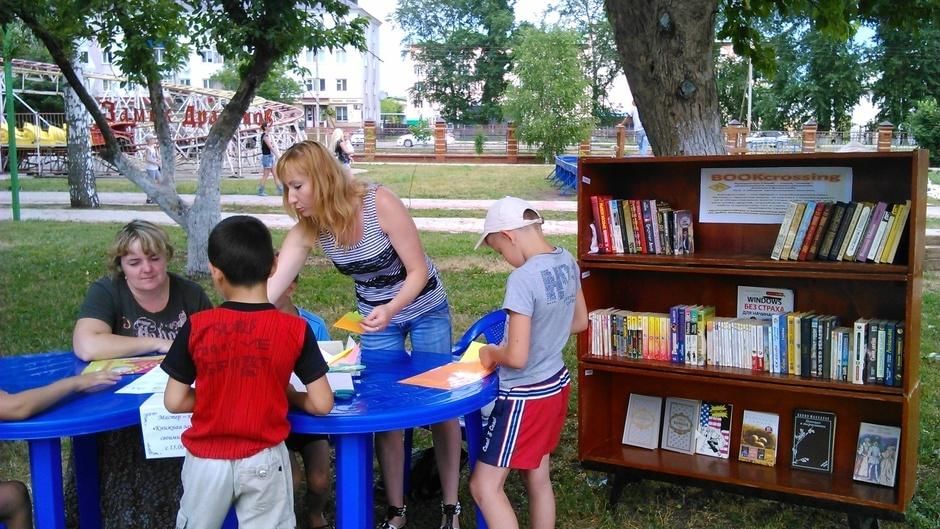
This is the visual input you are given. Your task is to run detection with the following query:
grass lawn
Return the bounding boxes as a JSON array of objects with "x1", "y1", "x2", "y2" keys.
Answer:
[{"x1": 1, "y1": 220, "x2": 938, "y2": 529}]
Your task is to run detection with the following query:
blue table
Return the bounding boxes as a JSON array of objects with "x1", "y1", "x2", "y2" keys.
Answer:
[{"x1": 0, "y1": 350, "x2": 498, "y2": 529}]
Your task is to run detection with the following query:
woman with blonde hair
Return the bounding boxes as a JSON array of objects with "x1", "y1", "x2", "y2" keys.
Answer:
[
  {"x1": 332, "y1": 127, "x2": 354, "y2": 167},
  {"x1": 269, "y1": 141, "x2": 463, "y2": 529}
]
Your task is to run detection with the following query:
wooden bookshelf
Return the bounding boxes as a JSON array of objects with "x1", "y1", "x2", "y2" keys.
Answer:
[{"x1": 576, "y1": 151, "x2": 926, "y2": 522}]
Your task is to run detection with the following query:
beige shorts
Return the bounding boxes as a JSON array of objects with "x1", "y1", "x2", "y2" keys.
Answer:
[{"x1": 176, "y1": 442, "x2": 295, "y2": 529}]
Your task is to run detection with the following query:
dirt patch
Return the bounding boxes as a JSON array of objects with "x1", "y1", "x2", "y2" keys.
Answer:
[{"x1": 435, "y1": 255, "x2": 513, "y2": 273}]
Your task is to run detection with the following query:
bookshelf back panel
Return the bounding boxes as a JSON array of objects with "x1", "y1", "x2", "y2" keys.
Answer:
[
  {"x1": 578, "y1": 366, "x2": 905, "y2": 508},
  {"x1": 578, "y1": 154, "x2": 919, "y2": 264}
]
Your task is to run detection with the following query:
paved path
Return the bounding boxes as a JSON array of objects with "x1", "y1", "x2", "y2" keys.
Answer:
[{"x1": 0, "y1": 192, "x2": 578, "y2": 235}]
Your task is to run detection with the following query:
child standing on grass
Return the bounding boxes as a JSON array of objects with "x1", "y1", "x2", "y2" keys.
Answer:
[
  {"x1": 161, "y1": 215, "x2": 333, "y2": 528},
  {"x1": 469, "y1": 196, "x2": 588, "y2": 529},
  {"x1": 0, "y1": 370, "x2": 120, "y2": 529}
]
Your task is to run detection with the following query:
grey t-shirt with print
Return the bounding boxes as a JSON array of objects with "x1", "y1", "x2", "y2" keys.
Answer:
[{"x1": 499, "y1": 247, "x2": 580, "y2": 390}]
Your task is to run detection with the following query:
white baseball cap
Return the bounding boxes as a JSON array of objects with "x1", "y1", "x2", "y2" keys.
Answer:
[{"x1": 474, "y1": 196, "x2": 543, "y2": 250}]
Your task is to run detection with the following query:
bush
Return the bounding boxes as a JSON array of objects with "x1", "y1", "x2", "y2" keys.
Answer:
[
  {"x1": 911, "y1": 99, "x2": 940, "y2": 165},
  {"x1": 474, "y1": 132, "x2": 486, "y2": 155}
]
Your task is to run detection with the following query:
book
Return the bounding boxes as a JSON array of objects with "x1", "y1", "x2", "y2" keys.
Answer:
[
  {"x1": 828, "y1": 201, "x2": 857, "y2": 260},
  {"x1": 866, "y1": 207, "x2": 892, "y2": 262},
  {"x1": 695, "y1": 401, "x2": 733, "y2": 458},
  {"x1": 81, "y1": 355, "x2": 166, "y2": 375},
  {"x1": 806, "y1": 202, "x2": 834, "y2": 259},
  {"x1": 843, "y1": 202, "x2": 873, "y2": 261},
  {"x1": 885, "y1": 200, "x2": 911, "y2": 264},
  {"x1": 736, "y1": 285, "x2": 794, "y2": 320},
  {"x1": 673, "y1": 210, "x2": 694, "y2": 255},
  {"x1": 835, "y1": 201, "x2": 863, "y2": 260},
  {"x1": 877, "y1": 204, "x2": 902, "y2": 263},
  {"x1": 660, "y1": 397, "x2": 700, "y2": 454},
  {"x1": 771, "y1": 201, "x2": 799, "y2": 260},
  {"x1": 780, "y1": 202, "x2": 808, "y2": 260},
  {"x1": 797, "y1": 202, "x2": 825, "y2": 261},
  {"x1": 608, "y1": 198, "x2": 625, "y2": 254},
  {"x1": 788, "y1": 200, "x2": 816, "y2": 260},
  {"x1": 622, "y1": 393, "x2": 664, "y2": 449},
  {"x1": 894, "y1": 322, "x2": 904, "y2": 387},
  {"x1": 598, "y1": 195, "x2": 614, "y2": 254},
  {"x1": 619, "y1": 199, "x2": 636, "y2": 253},
  {"x1": 816, "y1": 201, "x2": 846, "y2": 259},
  {"x1": 791, "y1": 409, "x2": 836, "y2": 473},
  {"x1": 853, "y1": 422, "x2": 901, "y2": 487},
  {"x1": 738, "y1": 410, "x2": 780, "y2": 466},
  {"x1": 856, "y1": 201, "x2": 888, "y2": 262}
]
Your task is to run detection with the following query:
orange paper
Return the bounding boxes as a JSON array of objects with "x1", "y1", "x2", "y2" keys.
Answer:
[
  {"x1": 81, "y1": 355, "x2": 166, "y2": 375},
  {"x1": 399, "y1": 361, "x2": 494, "y2": 391},
  {"x1": 333, "y1": 311, "x2": 364, "y2": 334}
]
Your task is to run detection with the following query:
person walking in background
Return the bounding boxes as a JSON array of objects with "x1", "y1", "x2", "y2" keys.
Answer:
[
  {"x1": 258, "y1": 122, "x2": 283, "y2": 196},
  {"x1": 144, "y1": 134, "x2": 162, "y2": 204},
  {"x1": 162, "y1": 215, "x2": 333, "y2": 529},
  {"x1": 469, "y1": 197, "x2": 588, "y2": 529},
  {"x1": 630, "y1": 101, "x2": 651, "y2": 155},
  {"x1": 1, "y1": 370, "x2": 120, "y2": 529},
  {"x1": 269, "y1": 140, "x2": 461, "y2": 529},
  {"x1": 332, "y1": 128, "x2": 354, "y2": 168}
]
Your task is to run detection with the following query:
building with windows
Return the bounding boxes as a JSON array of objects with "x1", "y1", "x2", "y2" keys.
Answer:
[{"x1": 76, "y1": 1, "x2": 381, "y2": 129}]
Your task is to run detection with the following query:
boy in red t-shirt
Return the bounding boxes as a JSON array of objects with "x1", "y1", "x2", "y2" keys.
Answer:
[{"x1": 162, "y1": 215, "x2": 333, "y2": 528}]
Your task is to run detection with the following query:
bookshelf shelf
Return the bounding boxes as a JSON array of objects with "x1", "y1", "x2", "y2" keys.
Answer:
[{"x1": 576, "y1": 151, "x2": 926, "y2": 522}]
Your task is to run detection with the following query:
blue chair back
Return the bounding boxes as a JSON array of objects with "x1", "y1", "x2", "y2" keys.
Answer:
[{"x1": 451, "y1": 310, "x2": 507, "y2": 356}]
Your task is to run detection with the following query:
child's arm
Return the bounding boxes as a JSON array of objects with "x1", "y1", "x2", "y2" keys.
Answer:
[
  {"x1": 300, "y1": 377, "x2": 334, "y2": 415},
  {"x1": 163, "y1": 378, "x2": 195, "y2": 414},
  {"x1": 291, "y1": 327, "x2": 333, "y2": 415},
  {"x1": 0, "y1": 370, "x2": 120, "y2": 421},
  {"x1": 571, "y1": 288, "x2": 589, "y2": 333},
  {"x1": 480, "y1": 311, "x2": 531, "y2": 370}
]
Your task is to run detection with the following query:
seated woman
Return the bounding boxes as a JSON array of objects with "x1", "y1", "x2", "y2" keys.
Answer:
[{"x1": 66, "y1": 219, "x2": 212, "y2": 528}]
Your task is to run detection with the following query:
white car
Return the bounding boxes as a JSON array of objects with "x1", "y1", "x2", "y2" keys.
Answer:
[
  {"x1": 350, "y1": 129, "x2": 364, "y2": 146},
  {"x1": 745, "y1": 130, "x2": 789, "y2": 149},
  {"x1": 396, "y1": 132, "x2": 456, "y2": 147}
]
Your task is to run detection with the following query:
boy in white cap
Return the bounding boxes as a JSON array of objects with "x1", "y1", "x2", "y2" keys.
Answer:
[{"x1": 469, "y1": 196, "x2": 588, "y2": 529}]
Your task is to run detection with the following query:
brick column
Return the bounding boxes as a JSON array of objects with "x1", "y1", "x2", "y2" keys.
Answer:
[
  {"x1": 434, "y1": 119, "x2": 446, "y2": 161},
  {"x1": 615, "y1": 124, "x2": 625, "y2": 157},
  {"x1": 877, "y1": 121, "x2": 894, "y2": 152},
  {"x1": 801, "y1": 119, "x2": 817, "y2": 153},
  {"x1": 579, "y1": 135, "x2": 591, "y2": 156},
  {"x1": 506, "y1": 122, "x2": 518, "y2": 163},
  {"x1": 722, "y1": 119, "x2": 747, "y2": 154},
  {"x1": 363, "y1": 120, "x2": 376, "y2": 161}
]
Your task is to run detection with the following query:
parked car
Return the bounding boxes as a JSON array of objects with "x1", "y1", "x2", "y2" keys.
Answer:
[
  {"x1": 350, "y1": 129, "x2": 364, "y2": 146},
  {"x1": 745, "y1": 130, "x2": 789, "y2": 149},
  {"x1": 396, "y1": 132, "x2": 455, "y2": 147}
]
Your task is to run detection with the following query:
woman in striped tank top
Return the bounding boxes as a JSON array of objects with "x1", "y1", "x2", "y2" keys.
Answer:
[{"x1": 268, "y1": 141, "x2": 464, "y2": 529}]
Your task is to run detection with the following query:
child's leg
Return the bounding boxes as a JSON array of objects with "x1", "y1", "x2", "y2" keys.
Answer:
[
  {"x1": 234, "y1": 443, "x2": 294, "y2": 529},
  {"x1": 177, "y1": 452, "x2": 236, "y2": 529},
  {"x1": 301, "y1": 439, "x2": 332, "y2": 528},
  {"x1": 469, "y1": 461, "x2": 517, "y2": 529},
  {"x1": 520, "y1": 454, "x2": 555, "y2": 529},
  {"x1": 0, "y1": 480, "x2": 32, "y2": 529}
]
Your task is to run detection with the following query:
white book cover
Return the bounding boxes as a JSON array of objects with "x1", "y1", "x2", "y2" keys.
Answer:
[
  {"x1": 844, "y1": 203, "x2": 872, "y2": 260},
  {"x1": 660, "y1": 397, "x2": 700, "y2": 454},
  {"x1": 737, "y1": 286, "x2": 794, "y2": 320},
  {"x1": 867, "y1": 209, "x2": 892, "y2": 261},
  {"x1": 622, "y1": 394, "x2": 664, "y2": 449}
]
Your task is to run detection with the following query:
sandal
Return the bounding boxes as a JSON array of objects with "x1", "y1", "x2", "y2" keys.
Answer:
[
  {"x1": 440, "y1": 501, "x2": 461, "y2": 529},
  {"x1": 378, "y1": 504, "x2": 406, "y2": 529}
]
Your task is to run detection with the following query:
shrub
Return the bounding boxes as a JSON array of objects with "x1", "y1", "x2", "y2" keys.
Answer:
[
  {"x1": 911, "y1": 99, "x2": 940, "y2": 165},
  {"x1": 474, "y1": 132, "x2": 486, "y2": 155}
]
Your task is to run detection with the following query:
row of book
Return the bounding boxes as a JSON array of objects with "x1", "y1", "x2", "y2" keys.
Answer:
[
  {"x1": 622, "y1": 394, "x2": 901, "y2": 487},
  {"x1": 771, "y1": 200, "x2": 911, "y2": 263},
  {"x1": 588, "y1": 307, "x2": 904, "y2": 387},
  {"x1": 589, "y1": 196, "x2": 695, "y2": 255}
]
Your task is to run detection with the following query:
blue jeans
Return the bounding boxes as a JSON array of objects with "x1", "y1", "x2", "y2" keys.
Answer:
[
  {"x1": 261, "y1": 154, "x2": 274, "y2": 168},
  {"x1": 360, "y1": 301, "x2": 452, "y2": 355}
]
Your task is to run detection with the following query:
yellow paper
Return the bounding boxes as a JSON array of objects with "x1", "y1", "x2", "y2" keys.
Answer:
[
  {"x1": 333, "y1": 311, "x2": 364, "y2": 334},
  {"x1": 81, "y1": 355, "x2": 165, "y2": 375},
  {"x1": 458, "y1": 341, "x2": 485, "y2": 364}
]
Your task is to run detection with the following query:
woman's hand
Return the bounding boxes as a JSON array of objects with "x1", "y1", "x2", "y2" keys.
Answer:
[
  {"x1": 361, "y1": 305, "x2": 393, "y2": 333},
  {"x1": 72, "y1": 370, "x2": 121, "y2": 392}
]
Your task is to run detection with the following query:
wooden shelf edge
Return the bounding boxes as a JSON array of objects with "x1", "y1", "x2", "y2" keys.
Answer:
[{"x1": 578, "y1": 357, "x2": 909, "y2": 400}]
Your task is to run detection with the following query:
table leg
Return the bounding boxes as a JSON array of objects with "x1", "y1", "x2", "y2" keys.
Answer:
[
  {"x1": 334, "y1": 433, "x2": 373, "y2": 529},
  {"x1": 463, "y1": 409, "x2": 488, "y2": 529},
  {"x1": 27, "y1": 438, "x2": 65, "y2": 529},
  {"x1": 72, "y1": 434, "x2": 101, "y2": 529}
]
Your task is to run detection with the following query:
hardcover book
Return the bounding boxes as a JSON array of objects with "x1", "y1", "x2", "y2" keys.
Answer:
[
  {"x1": 622, "y1": 394, "x2": 664, "y2": 449},
  {"x1": 660, "y1": 397, "x2": 700, "y2": 454},
  {"x1": 739, "y1": 410, "x2": 780, "y2": 466},
  {"x1": 853, "y1": 422, "x2": 901, "y2": 487},
  {"x1": 817, "y1": 201, "x2": 846, "y2": 259},
  {"x1": 856, "y1": 201, "x2": 887, "y2": 262},
  {"x1": 791, "y1": 409, "x2": 836, "y2": 472},
  {"x1": 696, "y1": 401, "x2": 733, "y2": 458}
]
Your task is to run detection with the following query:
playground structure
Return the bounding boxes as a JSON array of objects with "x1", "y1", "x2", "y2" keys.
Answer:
[{"x1": 0, "y1": 58, "x2": 306, "y2": 177}]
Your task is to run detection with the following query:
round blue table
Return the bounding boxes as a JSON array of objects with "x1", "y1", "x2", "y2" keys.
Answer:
[{"x1": 0, "y1": 350, "x2": 498, "y2": 529}]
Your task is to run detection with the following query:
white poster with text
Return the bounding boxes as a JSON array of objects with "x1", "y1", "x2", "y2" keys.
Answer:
[
  {"x1": 140, "y1": 393, "x2": 191, "y2": 459},
  {"x1": 700, "y1": 167, "x2": 853, "y2": 224}
]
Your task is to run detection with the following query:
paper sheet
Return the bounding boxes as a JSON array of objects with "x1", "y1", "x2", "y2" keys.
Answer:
[
  {"x1": 399, "y1": 360, "x2": 494, "y2": 391},
  {"x1": 82, "y1": 355, "x2": 165, "y2": 375},
  {"x1": 116, "y1": 366, "x2": 170, "y2": 394},
  {"x1": 333, "y1": 311, "x2": 364, "y2": 334},
  {"x1": 290, "y1": 372, "x2": 355, "y2": 393},
  {"x1": 458, "y1": 341, "x2": 485, "y2": 364}
]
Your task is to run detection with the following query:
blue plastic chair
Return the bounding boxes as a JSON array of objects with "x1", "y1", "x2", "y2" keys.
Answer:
[{"x1": 402, "y1": 309, "x2": 507, "y2": 495}]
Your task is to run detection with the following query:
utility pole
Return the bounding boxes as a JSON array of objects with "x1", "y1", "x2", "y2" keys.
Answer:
[
  {"x1": 3, "y1": 25, "x2": 20, "y2": 221},
  {"x1": 746, "y1": 57, "x2": 753, "y2": 130}
]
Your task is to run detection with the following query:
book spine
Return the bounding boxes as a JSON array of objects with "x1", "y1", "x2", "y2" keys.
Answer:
[
  {"x1": 607, "y1": 199, "x2": 623, "y2": 253},
  {"x1": 641, "y1": 200, "x2": 655, "y2": 254},
  {"x1": 836, "y1": 201, "x2": 863, "y2": 260},
  {"x1": 895, "y1": 323, "x2": 904, "y2": 387},
  {"x1": 828, "y1": 202, "x2": 856, "y2": 260},
  {"x1": 781, "y1": 202, "x2": 808, "y2": 261},
  {"x1": 884, "y1": 321, "x2": 896, "y2": 386},
  {"x1": 771, "y1": 202, "x2": 799, "y2": 260},
  {"x1": 598, "y1": 196, "x2": 613, "y2": 254},
  {"x1": 788, "y1": 201, "x2": 816, "y2": 260},
  {"x1": 590, "y1": 195, "x2": 604, "y2": 253},
  {"x1": 876, "y1": 321, "x2": 887, "y2": 383},
  {"x1": 649, "y1": 200, "x2": 662, "y2": 254},
  {"x1": 817, "y1": 202, "x2": 846, "y2": 259},
  {"x1": 886, "y1": 200, "x2": 911, "y2": 264},
  {"x1": 877, "y1": 204, "x2": 901, "y2": 263},
  {"x1": 866, "y1": 320, "x2": 879, "y2": 383},
  {"x1": 670, "y1": 306, "x2": 679, "y2": 363},
  {"x1": 630, "y1": 199, "x2": 646, "y2": 254},
  {"x1": 866, "y1": 208, "x2": 892, "y2": 262},
  {"x1": 852, "y1": 319, "x2": 868, "y2": 384},
  {"x1": 798, "y1": 202, "x2": 825, "y2": 261},
  {"x1": 856, "y1": 201, "x2": 887, "y2": 262},
  {"x1": 806, "y1": 202, "x2": 833, "y2": 259},
  {"x1": 800, "y1": 314, "x2": 813, "y2": 378}
]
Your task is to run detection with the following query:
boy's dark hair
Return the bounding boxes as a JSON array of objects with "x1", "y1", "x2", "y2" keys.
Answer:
[{"x1": 208, "y1": 216, "x2": 274, "y2": 287}]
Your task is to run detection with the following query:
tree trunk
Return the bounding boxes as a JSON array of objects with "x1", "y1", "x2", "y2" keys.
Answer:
[
  {"x1": 187, "y1": 151, "x2": 222, "y2": 276},
  {"x1": 64, "y1": 55, "x2": 98, "y2": 208},
  {"x1": 605, "y1": 0, "x2": 726, "y2": 155}
]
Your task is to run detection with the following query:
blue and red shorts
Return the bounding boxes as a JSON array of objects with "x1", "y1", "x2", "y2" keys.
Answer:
[{"x1": 479, "y1": 367, "x2": 570, "y2": 469}]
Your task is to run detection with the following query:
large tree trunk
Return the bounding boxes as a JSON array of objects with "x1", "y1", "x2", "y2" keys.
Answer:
[
  {"x1": 605, "y1": 0, "x2": 726, "y2": 155},
  {"x1": 64, "y1": 54, "x2": 97, "y2": 208}
]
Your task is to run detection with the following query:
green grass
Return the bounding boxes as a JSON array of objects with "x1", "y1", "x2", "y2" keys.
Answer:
[{"x1": 1, "y1": 220, "x2": 938, "y2": 528}]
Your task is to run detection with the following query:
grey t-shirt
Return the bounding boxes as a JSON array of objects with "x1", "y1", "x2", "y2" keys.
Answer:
[
  {"x1": 78, "y1": 272, "x2": 212, "y2": 340},
  {"x1": 499, "y1": 247, "x2": 580, "y2": 389}
]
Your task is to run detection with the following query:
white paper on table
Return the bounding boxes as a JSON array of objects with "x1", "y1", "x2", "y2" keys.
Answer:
[
  {"x1": 116, "y1": 366, "x2": 170, "y2": 394},
  {"x1": 290, "y1": 372, "x2": 354, "y2": 393},
  {"x1": 139, "y1": 393, "x2": 191, "y2": 459}
]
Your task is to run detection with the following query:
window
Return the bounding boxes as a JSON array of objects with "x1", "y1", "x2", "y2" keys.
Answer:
[
  {"x1": 79, "y1": 51, "x2": 89, "y2": 63},
  {"x1": 336, "y1": 78, "x2": 347, "y2": 91},
  {"x1": 199, "y1": 49, "x2": 223, "y2": 63},
  {"x1": 305, "y1": 49, "x2": 316, "y2": 63},
  {"x1": 304, "y1": 78, "x2": 326, "y2": 92},
  {"x1": 335, "y1": 50, "x2": 347, "y2": 64},
  {"x1": 102, "y1": 80, "x2": 113, "y2": 92},
  {"x1": 153, "y1": 47, "x2": 165, "y2": 64},
  {"x1": 335, "y1": 106, "x2": 348, "y2": 122},
  {"x1": 103, "y1": 51, "x2": 113, "y2": 64},
  {"x1": 179, "y1": 78, "x2": 191, "y2": 86}
]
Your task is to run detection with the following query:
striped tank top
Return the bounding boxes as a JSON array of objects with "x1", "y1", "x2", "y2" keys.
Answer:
[{"x1": 319, "y1": 184, "x2": 447, "y2": 324}]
